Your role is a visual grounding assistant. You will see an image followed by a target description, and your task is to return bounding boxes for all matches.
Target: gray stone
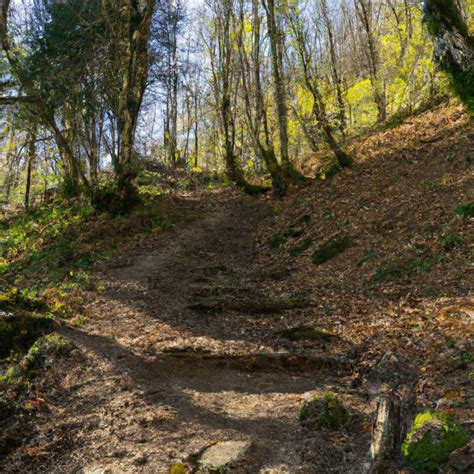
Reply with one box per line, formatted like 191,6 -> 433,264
198,440 -> 252,472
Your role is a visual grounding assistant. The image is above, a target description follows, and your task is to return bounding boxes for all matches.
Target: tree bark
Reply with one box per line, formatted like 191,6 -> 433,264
24,131 -> 36,211
262,0 -> 292,177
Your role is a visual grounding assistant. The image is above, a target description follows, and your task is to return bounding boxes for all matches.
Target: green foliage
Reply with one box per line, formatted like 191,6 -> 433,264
372,255 -> 434,283
299,394 -> 349,430
268,234 -> 288,249
454,203 -> 474,218
0,367 -> 22,386
402,411 -> 468,471
441,234 -> 464,251
0,288 -> 48,312
312,237 -> 351,265
0,201 -> 170,291
316,157 -> 341,181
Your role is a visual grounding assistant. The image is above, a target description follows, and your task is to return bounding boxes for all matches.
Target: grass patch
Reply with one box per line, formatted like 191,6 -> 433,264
312,237 -> 351,265
454,203 -> 474,218
288,238 -> 313,257
372,255 -> 434,283
0,201 -> 170,291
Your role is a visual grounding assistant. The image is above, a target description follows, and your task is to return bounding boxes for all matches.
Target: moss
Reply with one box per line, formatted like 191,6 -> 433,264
425,0 -> 469,37
286,227 -> 304,238
312,237 -> 351,265
0,315 -> 53,359
402,411 -> 468,471
0,366 -> 22,385
300,393 -> 349,430
316,158 -> 341,181
372,255 -> 434,283
169,463 -> 190,474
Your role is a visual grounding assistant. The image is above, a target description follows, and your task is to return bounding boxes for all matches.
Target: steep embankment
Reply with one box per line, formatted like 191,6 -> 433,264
0,104 -> 472,473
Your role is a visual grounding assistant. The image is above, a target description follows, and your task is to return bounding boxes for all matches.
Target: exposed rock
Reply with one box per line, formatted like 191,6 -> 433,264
445,439 -> 474,473
198,440 -> 252,472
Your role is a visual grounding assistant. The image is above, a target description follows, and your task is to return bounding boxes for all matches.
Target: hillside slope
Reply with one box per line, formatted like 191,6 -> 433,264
0,104 -> 472,473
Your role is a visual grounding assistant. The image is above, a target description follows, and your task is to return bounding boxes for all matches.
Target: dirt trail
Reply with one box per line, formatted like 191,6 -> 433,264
5,191 -> 369,473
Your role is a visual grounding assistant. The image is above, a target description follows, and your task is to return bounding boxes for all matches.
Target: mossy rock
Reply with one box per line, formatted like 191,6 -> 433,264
312,237 -> 351,265
315,157 -> 342,180
299,394 -> 349,430
169,462 -> 191,474
277,326 -> 338,343
402,411 -> 468,472
0,314 -> 53,358
0,366 -> 22,386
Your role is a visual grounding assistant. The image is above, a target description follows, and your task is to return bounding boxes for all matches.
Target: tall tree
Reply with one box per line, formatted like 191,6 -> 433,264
237,0 -> 286,195
262,0 -> 293,177
288,4 -> 352,168
354,0 -> 387,123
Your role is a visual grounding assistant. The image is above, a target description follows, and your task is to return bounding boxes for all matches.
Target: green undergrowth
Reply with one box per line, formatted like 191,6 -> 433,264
0,314 -> 53,359
0,199 -> 170,292
454,203 -> 474,218
371,229 -> 466,284
312,236 -> 352,265
299,393 -> 349,430
402,411 -> 468,471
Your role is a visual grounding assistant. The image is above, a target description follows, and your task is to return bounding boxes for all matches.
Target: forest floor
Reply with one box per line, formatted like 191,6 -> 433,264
1,104 -> 473,473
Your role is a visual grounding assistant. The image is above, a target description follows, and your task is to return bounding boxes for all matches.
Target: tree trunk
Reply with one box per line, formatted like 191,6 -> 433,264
355,0 -> 387,123
263,0 -> 292,177
424,0 -> 474,114
114,0 -> 156,208
24,131 -> 36,211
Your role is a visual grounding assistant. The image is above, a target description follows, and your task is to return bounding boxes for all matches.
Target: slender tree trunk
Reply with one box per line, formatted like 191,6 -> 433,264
25,131 -> 36,211
320,0 -> 346,134
355,0 -> 386,123
263,0 -> 292,176
114,0 -> 155,207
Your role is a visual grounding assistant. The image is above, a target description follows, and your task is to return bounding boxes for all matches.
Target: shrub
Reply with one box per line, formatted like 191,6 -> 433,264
300,394 -> 349,430
454,203 -> 474,218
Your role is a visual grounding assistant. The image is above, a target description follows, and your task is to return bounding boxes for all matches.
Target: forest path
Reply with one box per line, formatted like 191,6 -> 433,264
17,190 -> 366,473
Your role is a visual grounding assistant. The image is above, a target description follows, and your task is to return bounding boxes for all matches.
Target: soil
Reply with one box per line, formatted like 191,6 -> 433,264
1,104 -> 472,473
